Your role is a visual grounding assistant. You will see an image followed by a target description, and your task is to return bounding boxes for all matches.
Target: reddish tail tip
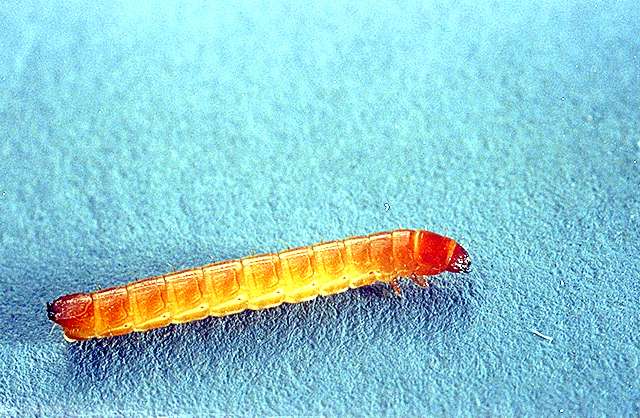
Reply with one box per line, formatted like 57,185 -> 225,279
447,243 -> 471,273
46,293 -> 93,324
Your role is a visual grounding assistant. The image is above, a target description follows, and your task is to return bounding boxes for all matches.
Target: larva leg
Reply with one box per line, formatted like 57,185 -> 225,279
389,278 -> 402,296
410,273 -> 429,288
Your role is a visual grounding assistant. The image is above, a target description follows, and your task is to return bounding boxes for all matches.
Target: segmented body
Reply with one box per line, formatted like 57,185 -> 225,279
48,229 -> 470,341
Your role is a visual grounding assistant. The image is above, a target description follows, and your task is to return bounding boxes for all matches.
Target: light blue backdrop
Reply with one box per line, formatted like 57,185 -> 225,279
1,1 -> 638,416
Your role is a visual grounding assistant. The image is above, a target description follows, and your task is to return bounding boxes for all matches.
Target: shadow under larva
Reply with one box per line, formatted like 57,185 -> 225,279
62,274 -> 477,390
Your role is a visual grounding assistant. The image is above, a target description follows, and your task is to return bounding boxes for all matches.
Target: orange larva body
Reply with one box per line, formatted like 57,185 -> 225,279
47,229 -> 471,341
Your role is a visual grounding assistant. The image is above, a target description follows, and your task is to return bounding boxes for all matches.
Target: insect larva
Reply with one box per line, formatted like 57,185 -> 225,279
47,229 -> 471,341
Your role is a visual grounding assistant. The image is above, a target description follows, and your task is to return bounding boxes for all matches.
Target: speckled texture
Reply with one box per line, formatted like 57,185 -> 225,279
1,1 -> 639,416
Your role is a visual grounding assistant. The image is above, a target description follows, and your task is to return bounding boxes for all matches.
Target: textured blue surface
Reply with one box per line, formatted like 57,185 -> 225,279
1,1 -> 639,416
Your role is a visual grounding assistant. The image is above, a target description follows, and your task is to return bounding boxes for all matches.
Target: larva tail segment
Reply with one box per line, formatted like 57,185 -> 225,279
47,292 -> 95,341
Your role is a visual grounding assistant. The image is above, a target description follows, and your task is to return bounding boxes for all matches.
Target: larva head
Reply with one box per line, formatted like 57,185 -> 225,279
414,230 -> 471,276
446,241 -> 471,273
47,293 -> 95,340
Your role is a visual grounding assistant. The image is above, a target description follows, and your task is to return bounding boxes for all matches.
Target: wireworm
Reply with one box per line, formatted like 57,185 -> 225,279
47,229 -> 471,341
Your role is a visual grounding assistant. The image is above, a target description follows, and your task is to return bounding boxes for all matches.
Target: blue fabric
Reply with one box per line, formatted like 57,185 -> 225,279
1,1 -> 639,416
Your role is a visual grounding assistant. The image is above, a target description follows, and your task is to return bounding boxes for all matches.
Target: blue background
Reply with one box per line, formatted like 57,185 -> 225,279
1,1 -> 639,416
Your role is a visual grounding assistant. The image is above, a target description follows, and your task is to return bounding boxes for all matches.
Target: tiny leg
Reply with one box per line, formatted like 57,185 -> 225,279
389,279 -> 402,296
410,273 -> 429,288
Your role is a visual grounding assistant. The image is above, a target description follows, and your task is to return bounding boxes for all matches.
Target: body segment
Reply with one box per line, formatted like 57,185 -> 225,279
48,229 -> 471,341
